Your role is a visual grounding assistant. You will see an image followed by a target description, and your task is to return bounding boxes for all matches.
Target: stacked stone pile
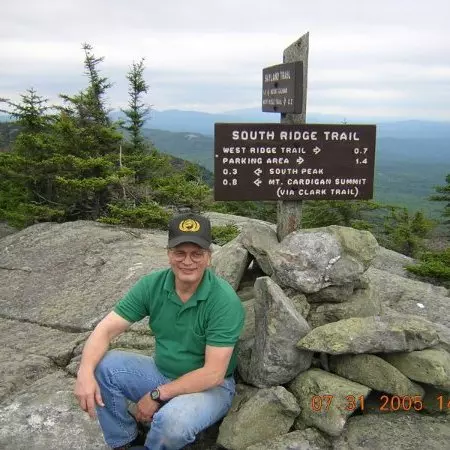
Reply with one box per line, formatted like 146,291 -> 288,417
0,214 -> 449,449
211,220 -> 450,449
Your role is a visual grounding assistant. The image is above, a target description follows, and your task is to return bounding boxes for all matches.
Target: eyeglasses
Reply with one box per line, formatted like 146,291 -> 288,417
169,249 -> 208,262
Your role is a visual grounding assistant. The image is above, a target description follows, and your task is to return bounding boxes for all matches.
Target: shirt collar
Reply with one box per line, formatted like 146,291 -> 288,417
163,268 -> 212,302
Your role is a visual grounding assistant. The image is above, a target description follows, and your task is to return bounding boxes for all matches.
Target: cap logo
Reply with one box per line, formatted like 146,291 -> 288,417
179,219 -> 200,232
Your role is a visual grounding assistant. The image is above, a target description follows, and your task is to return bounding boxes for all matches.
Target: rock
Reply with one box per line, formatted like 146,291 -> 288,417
269,226 -> 377,295
217,386 -> 300,450
0,371 -> 108,449
203,212 -> 275,232
297,314 -> 440,354
211,238 -> 250,290
366,267 -> 450,328
308,285 -> 381,328
111,331 -> 155,352
0,221 -> 169,330
240,222 -> 279,275
0,222 -> 16,239
420,383 -> 450,414
383,348 -> 450,391
236,284 -> 254,302
288,368 -> 371,436
246,277 -> 312,387
328,225 -> 379,268
289,292 -> 311,318
236,338 -> 254,382
307,283 -> 355,303
0,347 -> 55,403
333,413 -> 450,450
245,428 -> 331,450
329,354 -> 424,397
371,246 -> 416,278
240,299 -> 255,341
0,318 -> 88,366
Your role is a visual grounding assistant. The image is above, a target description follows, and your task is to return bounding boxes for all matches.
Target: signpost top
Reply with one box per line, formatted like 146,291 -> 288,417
214,122 -> 376,202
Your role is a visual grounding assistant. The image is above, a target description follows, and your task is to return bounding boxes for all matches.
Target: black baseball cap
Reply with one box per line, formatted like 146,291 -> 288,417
168,213 -> 212,249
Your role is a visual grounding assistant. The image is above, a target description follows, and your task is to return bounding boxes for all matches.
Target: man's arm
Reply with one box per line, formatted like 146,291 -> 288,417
75,311 -> 132,417
158,345 -> 234,401
78,311 -> 132,373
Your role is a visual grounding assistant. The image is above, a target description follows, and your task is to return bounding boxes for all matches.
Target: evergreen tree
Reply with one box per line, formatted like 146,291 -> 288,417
430,174 -> 450,226
122,58 -> 150,153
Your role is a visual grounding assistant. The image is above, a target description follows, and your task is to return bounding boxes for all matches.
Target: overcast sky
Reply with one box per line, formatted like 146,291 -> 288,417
1,0 -> 449,120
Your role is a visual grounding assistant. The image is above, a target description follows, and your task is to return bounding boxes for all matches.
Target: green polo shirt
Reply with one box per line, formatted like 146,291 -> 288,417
114,268 -> 245,379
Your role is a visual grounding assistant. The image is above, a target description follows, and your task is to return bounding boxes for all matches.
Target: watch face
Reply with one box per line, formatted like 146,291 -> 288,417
150,389 -> 160,401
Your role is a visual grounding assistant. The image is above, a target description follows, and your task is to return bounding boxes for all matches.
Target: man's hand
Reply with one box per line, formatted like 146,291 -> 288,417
74,370 -> 105,419
134,393 -> 161,423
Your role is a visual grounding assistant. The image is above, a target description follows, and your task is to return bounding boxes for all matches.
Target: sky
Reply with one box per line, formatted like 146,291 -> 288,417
1,0 -> 450,121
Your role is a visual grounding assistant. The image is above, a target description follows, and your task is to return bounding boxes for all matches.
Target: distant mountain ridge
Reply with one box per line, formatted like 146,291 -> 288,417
108,108 -> 450,140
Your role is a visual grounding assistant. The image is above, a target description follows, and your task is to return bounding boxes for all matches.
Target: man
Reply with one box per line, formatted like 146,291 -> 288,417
75,213 -> 245,450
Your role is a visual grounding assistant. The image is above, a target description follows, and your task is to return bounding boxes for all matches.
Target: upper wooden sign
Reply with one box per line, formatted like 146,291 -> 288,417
262,62 -> 303,114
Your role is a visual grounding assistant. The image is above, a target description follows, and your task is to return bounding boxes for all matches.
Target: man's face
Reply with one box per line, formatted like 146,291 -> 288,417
168,242 -> 211,286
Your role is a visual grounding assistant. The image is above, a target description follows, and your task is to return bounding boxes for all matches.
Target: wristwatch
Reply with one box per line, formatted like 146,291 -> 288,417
150,388 -> 162,402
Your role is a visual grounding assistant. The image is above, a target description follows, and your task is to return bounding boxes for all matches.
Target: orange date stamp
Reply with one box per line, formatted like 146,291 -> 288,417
310,394 -> 450,413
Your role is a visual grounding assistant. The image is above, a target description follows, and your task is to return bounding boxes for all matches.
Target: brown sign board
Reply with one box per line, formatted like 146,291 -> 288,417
262,62 -> 303,114
214,123 -> 376,201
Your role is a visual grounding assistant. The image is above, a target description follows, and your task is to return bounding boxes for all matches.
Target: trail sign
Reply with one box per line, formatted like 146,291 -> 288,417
214,123 -> 376,201
262,62 -> 303,114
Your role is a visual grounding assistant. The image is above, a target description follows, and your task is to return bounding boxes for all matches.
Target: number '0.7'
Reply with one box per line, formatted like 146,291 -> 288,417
354,148 -> 368,155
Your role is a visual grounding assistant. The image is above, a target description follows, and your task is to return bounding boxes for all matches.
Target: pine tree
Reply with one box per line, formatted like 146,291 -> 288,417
122,58 -> 150,153
430,174 -> 450,225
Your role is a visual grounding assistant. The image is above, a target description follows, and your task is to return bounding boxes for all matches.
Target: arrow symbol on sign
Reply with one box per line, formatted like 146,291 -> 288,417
254,178 -> 262,187
254,168 -> 262,176
296,157 -> 304,164
312,146 -> 322,155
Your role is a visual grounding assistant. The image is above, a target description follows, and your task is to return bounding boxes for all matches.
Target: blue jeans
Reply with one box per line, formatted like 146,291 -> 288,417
94,350 -> 236,449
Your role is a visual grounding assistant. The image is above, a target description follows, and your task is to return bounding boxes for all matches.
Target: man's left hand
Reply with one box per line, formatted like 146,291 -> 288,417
134,393 -> 161,423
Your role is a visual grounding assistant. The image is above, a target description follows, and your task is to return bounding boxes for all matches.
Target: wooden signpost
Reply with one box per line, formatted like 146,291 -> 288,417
277,33 -> 309,241
213,31 -> 377,241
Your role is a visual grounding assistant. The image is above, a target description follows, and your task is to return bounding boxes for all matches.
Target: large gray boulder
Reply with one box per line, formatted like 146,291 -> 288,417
307,285 -> 381,328
246,277 -> 312,387
288,368 -> 371,436
371,246 -> 416,278
0,347 -> 55,403
365,267 -> 450,328
333,413 -> 450,450
383,348 -> 450,391
211,238 -> 250,290
239,222 -> 279,275
329,354 -> 424,397
245,429 -> 331,450
0,221 -> 169,330
217,385 -> 300,450
0,371 -> 108,449
298,314 -> 441,354
269,226 -> 378,296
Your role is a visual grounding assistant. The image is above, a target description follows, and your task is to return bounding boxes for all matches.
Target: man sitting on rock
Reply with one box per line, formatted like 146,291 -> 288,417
75,213 -> 245,450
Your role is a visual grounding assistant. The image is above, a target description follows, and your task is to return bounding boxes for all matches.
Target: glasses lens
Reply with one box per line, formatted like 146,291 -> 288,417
172,251 -> 205,262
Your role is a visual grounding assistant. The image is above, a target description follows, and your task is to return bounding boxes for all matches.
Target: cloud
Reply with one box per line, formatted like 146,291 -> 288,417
1,0 -> 449,119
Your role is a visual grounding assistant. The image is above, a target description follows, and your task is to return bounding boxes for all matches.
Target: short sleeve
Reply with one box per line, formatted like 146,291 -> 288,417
206,296 -> 245,347
114,276 -> 150,323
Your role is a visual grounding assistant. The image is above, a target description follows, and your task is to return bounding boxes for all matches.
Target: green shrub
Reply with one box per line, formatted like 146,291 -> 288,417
211,224 -> 240,246
98,202 -> 170,229
406,248 -> 450,285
